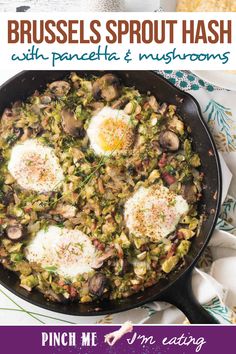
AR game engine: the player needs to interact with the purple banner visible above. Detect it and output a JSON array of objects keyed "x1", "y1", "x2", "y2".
[{"x1": 1, "y1": 325, "x2": 235, "y2": 354}]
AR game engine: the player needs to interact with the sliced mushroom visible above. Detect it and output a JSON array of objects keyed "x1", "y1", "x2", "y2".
[
  {"x1": 49, "y1": 81, "x2": 70, "y2": 97},
  {"x1": 88, "y1": 273, "x2": 107, "y2": 297},
  {"x1": 181, "y1": 183, "x2": 197, "y2": 203},
  {"x1": 43, "y1": 289, "x2": 66, "y2": 303},
  {"x1": 124, "y1": 101, "x2": 134, "y2": 114},
  {"x1": 61, "y1": 108, "x2": 85, "y2": 138},
  {"x1": 112, "y1": 98, "x2": 129, "y2": 110},
  {"x1": 158, "y1": 102, "x2": 168, "y2": 115},
  {"x1": 159, "y1": 130, "x2": 180, "y2": 152},
  {"x1": 91, "y1": 248, "x2": 115, "y2": 269},
  {"x1": 41, "y1": 95, "x2": 52, "y2": 105},
  {"x1": 50, "y1": 203, "x2": 77, "y2": 219},
  {"x1": 7, "y1": 225, "x2": 24, "y2": 241},
  {"x1": 92, "y1": 74, "x2": 121, "y2": 102},
  {"x1": 148, "y1": 96, "x2": 159, "y2": 112}
]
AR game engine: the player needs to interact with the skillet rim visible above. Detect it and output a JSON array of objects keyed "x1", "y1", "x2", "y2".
[{"x1": 0, "y1": 70, "x2": 222, "y2": 316}]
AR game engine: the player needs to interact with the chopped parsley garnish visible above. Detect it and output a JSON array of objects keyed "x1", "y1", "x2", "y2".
[
  {"x1": 44, "y1": 266, "x2": 58, "y2": 274},
  {"x1": 165, "y1": 165, "x2": 175, "y2": 175}
]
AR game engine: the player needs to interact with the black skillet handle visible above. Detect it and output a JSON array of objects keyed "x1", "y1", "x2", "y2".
[{"x1": 158, "y1": 268, "x2": 219, "y2": 324}]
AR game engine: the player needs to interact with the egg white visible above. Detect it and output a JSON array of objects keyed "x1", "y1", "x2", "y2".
[
  {"x1": 25, "y1": 226, "x2": 96, "y2": 279},
  {"x1": 87, "y1": 106, "x2": 134, "y2": 155},
  {"x1": 124, "y1": 185, "x2": 189, "y2": 240},
  {"x1": 8, "y1": 139, "x2": 64, "y2": 193}
]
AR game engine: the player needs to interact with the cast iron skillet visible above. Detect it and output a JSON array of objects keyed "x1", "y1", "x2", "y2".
[{"x1": 0, "y1": 71, "x2": 222, "y2": 323}]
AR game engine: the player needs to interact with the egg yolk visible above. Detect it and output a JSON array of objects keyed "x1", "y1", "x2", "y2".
[{"x1": 98, "y1": 118, "x2": 133, "y2": 152}]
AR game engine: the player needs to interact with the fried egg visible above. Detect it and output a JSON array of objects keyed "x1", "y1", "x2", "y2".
[
  {"x1": 87, "y1": 106, "x2": 134, "y2": 155},
  {"x1": 124, "y1": 185, "x2": 189, "y2": 240},
  {"x1": 25, "y1": 226, "x2": 96, "y2": 279},
  {"x1": 8, "y1": 139, "x2": 64, "y2": 193}
]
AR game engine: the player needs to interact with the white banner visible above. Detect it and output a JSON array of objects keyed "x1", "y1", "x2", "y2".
[{"x1": 0, "y1": 12, "x2": 235, "y2": 70}]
